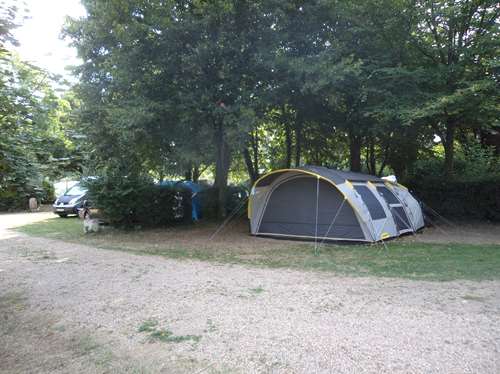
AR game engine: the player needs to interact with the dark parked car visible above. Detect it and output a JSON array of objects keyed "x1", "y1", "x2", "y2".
[{"x1": 52, "y1": 183, "x2": 88, "y2": 217}]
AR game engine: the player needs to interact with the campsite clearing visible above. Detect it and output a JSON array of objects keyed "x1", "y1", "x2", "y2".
[
  {"x1": 1, "y1": 212, "x2": 500, "y2": 373},
  {"x1": 15, "y1": 214, "x2": 500, "y2": 281}
]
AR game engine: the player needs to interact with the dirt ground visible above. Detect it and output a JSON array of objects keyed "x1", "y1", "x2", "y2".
[
  {"x1": 1, "y1": 212, "x2": 499, "y2": 373},
  {"x1": 402, "y1": 221, "x2": 500, "y2": 245}
]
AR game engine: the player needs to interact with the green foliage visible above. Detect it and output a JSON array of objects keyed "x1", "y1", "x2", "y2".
[
  {"x1": 137, "y1": 319, "x2": 201, "y2": 343},
  {"x1": 407, "y1": 140, "x2": 500, "y2": 221},
  {"x1": 411, "y1": 142, "x2": 499, "y2": 180},
  {"x1": 198, "y1": 185, "x2": 248, "y2": 219},
  {"x1": 1, "y1": 0, "x2": 494, "y2": 219},
  {"x1": 0, "y1": 144, "x2": 40, "y2": 210},
  {"x1": 64, "y1": 1, "x2": 498, "y2": 182},
  {"x1": 138, "y1": 319, "x2": 158, "y2": 333},
  {"x1": 0, "y1": 4, "x2": 83, "y2": 211},
  {"x1": 40, "y1": 180, "x2": 55, "y2": 204},
  {"x1": 409, "y1": 175, "x2": 500, "y2": 221},
  {"x1": 84, "y1": 172, "x2": 149, "y2": 228},
  {"x1": 405, "y1": 0, "x2": 500, "y2": 174},
  {"x1": 457, "y1": 143, "x2": 500, "y2": 179},
  {"x1": 85, "y1": 169, "x2": 192, "y2": 228},
  {"x1": 64, "y1": 0, "x2": 278, "y2": 216},
  {"x1": 149, "y1": 329, "x2": 201, "y2": 343}
]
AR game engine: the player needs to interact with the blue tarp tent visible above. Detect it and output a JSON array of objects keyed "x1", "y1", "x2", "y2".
[{"x1": 157, "y1": 180, "x2": 204, "y2": 221}]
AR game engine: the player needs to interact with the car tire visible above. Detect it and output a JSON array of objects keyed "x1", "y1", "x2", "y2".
[{"x1": 58, "y1": 214, "x2": 68, "y2": 218}]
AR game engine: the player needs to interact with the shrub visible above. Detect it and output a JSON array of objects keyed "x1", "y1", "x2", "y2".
[
  {"x1": 0, "y1": 146, "x2": 40, "y2": 211},
  {"x1": 410, "y1": 145, "x2": 499, "y2": 181},
  {"x1": 0, "y1": 180, "x2": 42, "y2": 211},
  {"x1": 406, "y1": 146, "x2": 500, "y2": 221},
  {"x1": 139, "y1": 184, "x2": 192, "y2": 227},
  {"x1": 85, "y1": 172, "x2": 192, "y2": 228},
  {"x1": 40, "y1": 180, "x2": 55, "y2": 204},
  {"x1": 0, "y1": 188, "x2": 25, "y2": 211},
  {"x1": 198, "y1": 185, "x2": 248, "y2": 219},
  {"x1": 406, "y1": 175, "x2": 500, "y2": 221}
]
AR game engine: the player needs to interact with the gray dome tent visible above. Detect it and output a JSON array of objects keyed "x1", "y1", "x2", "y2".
[{"x1": 248, "y1": 166, "x2": 424, "y2": 242}]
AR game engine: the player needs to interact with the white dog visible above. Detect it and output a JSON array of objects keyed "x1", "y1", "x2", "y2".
[{"x1": 83, "y1": 215, "x2": 100, "y2": 234}]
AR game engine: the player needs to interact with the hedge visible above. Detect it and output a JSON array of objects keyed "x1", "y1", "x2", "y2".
[
  {"x1": 197, "y1": 185, "x2": 249, "y2": 219},
  {"x1": 85, "y1": 175, "x2": 192, "y2": 228},
  {"x1": 0, "y1": 181, "x2": 54, "y2": 211},
  {"x1": 406, "y1": 176, "x2": 500, "y2": 221}
]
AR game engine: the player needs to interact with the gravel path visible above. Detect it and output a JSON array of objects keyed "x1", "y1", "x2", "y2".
[{"x1": 1, "y1": 213, "x2": 499, "y2": 373}]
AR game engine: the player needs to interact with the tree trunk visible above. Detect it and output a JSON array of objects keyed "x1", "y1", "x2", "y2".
[
  {"x1": 443, "y1": 120, "x2": 456, "y2": 177},
  {"x1": 214, "y1": 124, "x2": 231, "y2": 219},
  {"x1": 294, "y1": 124, "x2": 302, "y2": 167},
  {"x1": 184, "y1": 164, "x2": 192, "y2": 181},
  {"x1": 284, "y1": 122, "x2": 292, "y2": 168},
  {"x1": 364, "y1": 139, "x2": 376, "y2": 174},
  {"x1": 392, "y1": 164, "x2": 405, "y2": 180},
  {"x1": 377, "y1": 144, "x2": 390, "y2": 177},
  {"x1": 349, "y1": 130, "x2": 362, "y2": 172},
  {"x1": 251, "y1": 130, "x2": 259, "y2": 179},
  {"x1": 192, "y1": 165, "x2": 200, "y2": 182},
  {"x1": 243, "y1": 130, "x2": 259, "y2": 184},
  {"x1": 243, "y1": 147, "x2": 257, "y2": 184},
  {"x1": 369, "y1": 140, "x2": 376, "y2": 175}
]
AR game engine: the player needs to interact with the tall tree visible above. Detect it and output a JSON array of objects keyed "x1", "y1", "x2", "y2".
[
  {"x1": 1, "y1": 3, "x2": 79, "y2": 209},
  {"x1": 66, "y1": 0, "x2": 277, "y2": 217},
  {"x1": 409, "y1": 0, "x2": 500, "y2": 175}
]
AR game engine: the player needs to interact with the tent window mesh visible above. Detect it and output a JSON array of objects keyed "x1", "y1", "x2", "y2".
[
  {"x1": 392, "y1": 206, "x2": 411, "y2": 231},
  {"x1": 353, "y1": 185, "x2": 386, "y2": 220},
  {"x1": 376, "y1": 186, "x2": 400, "y2": 204}
]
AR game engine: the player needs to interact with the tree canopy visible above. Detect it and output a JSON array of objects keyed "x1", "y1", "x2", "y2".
[
  {"x1": 0, "y1": 3, "x2": 82, "y2": 209},
  {"x1": 1, "y1": 0, "x2": 498, "y2": 215}
]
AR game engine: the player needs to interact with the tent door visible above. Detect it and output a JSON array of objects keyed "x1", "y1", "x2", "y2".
[
  {"x1": 389, "y1": 204, "x2": 413, "y2": 234},
  {"x1": 374, "y1": 184, "x2": 413, "y2": 233}
]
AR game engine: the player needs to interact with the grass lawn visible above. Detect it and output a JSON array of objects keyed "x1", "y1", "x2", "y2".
[{"x1": 16, "y1": 217, "x2": 500, "y2": 281}]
